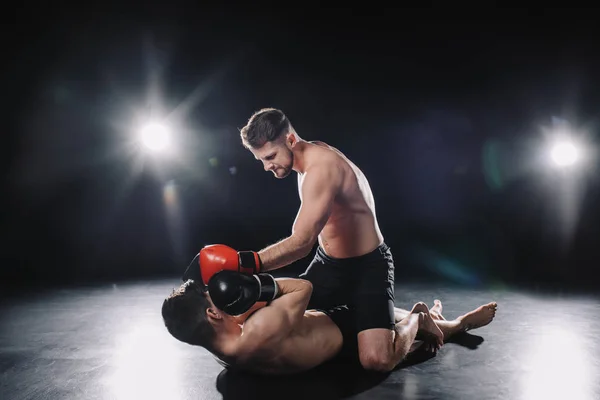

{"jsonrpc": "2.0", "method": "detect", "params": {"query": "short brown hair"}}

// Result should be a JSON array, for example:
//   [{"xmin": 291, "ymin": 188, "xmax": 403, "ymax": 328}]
[
  {"xmin": 240, "ymin": 108, "xmax": 292, "ymax": 149},
  {"xmin": 161, "ymin": 280, "xmax": 216, "ymax": 350}
]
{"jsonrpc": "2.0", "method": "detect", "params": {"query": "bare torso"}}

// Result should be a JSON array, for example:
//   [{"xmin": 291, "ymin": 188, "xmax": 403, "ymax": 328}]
[
  {"xmin": 215, "ymin": 310, "xmax": 343, "ymax": 375},
  {"xmin": 300, "ymin": 141, "xmax": 384, "ymax": 258}
]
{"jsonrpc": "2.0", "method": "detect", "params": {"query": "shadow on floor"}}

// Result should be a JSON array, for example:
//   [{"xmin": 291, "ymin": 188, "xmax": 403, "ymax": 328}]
[
  {"xmin": 216, "ymin": 361, "xmax": 386, "ymax": 400},
  {"xmin": 446, "ymin": 332, "xmax": 484, "ymax": 350},
  {"xmin": 215, "ymin": 335, "xmax": 483, "ymax": 400},
  {"xmin": 217, "ymin": 333, "xmax": 483, "ymax": 400}
]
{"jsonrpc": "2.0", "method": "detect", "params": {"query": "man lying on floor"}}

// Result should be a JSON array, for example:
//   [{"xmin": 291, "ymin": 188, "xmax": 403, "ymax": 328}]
[{"xmin": 161, "ymin": 270, "xmax": 497, "ymax": 375}]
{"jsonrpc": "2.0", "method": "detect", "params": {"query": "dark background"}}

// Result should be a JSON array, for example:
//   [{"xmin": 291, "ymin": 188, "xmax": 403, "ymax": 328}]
[{"xmin": 3, "ymin": 6, "xmax": 600, "ymax": 292}]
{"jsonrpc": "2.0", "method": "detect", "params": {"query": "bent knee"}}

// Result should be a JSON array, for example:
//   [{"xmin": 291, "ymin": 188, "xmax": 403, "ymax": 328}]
[
  {"xmin": 357, "ymin": 329, "xmax": 397, "ymax": 372},
  {"xmin": 359, "ymin": 352, "xmax": 395, "ymax": 372}
]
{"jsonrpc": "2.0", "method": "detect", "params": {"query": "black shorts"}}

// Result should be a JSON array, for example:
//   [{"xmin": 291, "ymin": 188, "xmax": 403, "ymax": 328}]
[
  {"xmin": 300, "ymin": 243, "xmax": 395, "ymax": 332},
  {"xmin": 317, "ymin": 305, "xmax": 360, "ymax": 364}
]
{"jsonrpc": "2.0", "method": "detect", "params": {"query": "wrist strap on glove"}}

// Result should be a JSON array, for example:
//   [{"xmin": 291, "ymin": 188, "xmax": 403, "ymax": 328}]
[
  {"xmin": 254, "ymin": 273, "xmax": 278, "ymax": 302},
  {"xmin": 239, "ymin": 251, "xmax": 262, "ymax": 274}
]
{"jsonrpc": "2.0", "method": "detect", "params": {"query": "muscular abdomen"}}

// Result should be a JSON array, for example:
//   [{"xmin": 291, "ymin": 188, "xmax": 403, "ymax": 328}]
[{"xmin": 315, "ymin": 144, "xmax": 384, "ymax": 258}]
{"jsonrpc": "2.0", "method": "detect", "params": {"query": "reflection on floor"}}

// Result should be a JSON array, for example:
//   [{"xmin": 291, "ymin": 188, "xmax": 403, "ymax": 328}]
[{"xmin": 1, "ymin": 279, "xmax": 599, "ymax": 400}]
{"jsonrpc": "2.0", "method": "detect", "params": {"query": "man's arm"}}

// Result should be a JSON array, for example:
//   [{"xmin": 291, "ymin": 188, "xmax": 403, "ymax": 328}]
[
  {"xmin": 258, "ymin": 163, "xmax": 342, "ymax": 271},
  {"xmin": 237, "ymin": 278, "xmax": 313, "ymax": 352}
]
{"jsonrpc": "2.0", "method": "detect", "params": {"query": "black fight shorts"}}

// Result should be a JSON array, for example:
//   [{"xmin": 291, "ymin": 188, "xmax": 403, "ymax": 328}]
[
  {"xmin": 317, "ymin": 305, "xmax": 360, "ymax": 364},
  {"xmin": 300, "ymin": 243, "xmax": 395, "ymax": 333}
]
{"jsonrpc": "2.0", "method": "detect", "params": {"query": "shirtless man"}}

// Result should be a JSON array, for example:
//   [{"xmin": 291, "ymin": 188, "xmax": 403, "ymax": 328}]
[
  {"xmin": 161, "ymin": 270, "xmax": 498, "ymax": 375},
  {"xmin": 230, "ymin": 108, "xmax": 407, "ymax": 371}
]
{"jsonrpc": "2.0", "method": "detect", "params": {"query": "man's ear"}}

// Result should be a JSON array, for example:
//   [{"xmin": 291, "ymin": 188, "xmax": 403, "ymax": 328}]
[
  {"xmin": 286, "ymin": 132, "xmax": 297, "ymax": 148},
  {"xmin": 206, "ymin": 307, "xmax": 222, "ymax": 321}
]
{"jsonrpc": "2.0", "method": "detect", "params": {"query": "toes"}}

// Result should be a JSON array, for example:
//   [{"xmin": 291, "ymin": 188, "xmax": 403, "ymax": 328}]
[
  {"xmin": 429, "ymin": 343, "xmax": 437, "ymax": 353},
  {"xmin": 424, "ymin": 342, "xmax": 433, "ymax": 353}
]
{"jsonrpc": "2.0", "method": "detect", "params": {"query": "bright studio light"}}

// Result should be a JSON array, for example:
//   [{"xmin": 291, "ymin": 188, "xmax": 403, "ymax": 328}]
[
  {"xmin": 140, "ymin": 123, "xmax": 170, "ymax": 151},
  {"xmin": 550, "ymin": 141, "xmax": 579, "ymax": 167}
]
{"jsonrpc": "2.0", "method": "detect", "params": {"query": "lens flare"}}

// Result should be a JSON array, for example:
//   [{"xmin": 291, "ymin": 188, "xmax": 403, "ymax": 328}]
[
  {"xmin": 550, "ymin": 141, "xmax": 579, "ymax": 167},
  {"xmin": 140, "ymin": 123, "xmax": 170, "ymax": 151}
]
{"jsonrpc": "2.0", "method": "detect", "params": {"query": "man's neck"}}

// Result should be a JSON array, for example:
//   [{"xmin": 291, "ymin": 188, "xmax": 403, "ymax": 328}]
[
  {"xmin": 212, "ymin": 326, "xmax": 242, "ymax": 356},
  {"xmin": 212, "ymin": 303, "xmax": 266, "ymax": 357},
  {"xmin": 292, "ymin": 141, "xmax": 311, "ymax": 174}
]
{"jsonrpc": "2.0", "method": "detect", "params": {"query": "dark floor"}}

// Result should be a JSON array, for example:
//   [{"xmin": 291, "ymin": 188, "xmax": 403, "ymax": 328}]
[{"xmin": 1, "ymin": 279, "xmax": 599, "ymax": 400}]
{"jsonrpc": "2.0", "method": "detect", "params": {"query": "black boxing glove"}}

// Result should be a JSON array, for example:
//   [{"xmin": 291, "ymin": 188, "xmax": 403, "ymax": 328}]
[{"xmin": 207, "ymin": 270, "xmax": 279, "ymax": 316}]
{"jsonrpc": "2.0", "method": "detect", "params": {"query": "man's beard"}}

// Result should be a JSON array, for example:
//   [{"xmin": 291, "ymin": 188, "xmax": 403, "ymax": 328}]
[
  {"xmin": 276, "ymin": 167, "xmax": 292, "ymax": 178},
  {"xmin": 275, "ymin": 150, "xmax": 294, "ymax": 178}
]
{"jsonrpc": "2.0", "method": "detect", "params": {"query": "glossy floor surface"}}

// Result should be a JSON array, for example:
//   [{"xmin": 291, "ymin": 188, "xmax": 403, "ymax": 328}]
[{"xmin": 1, "ymin": 279, "xmax": 599, "ymax": 400}]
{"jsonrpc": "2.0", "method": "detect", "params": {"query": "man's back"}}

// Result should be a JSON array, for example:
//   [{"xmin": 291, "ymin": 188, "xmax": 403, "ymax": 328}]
[{"xmin": 302, "ymin": 141, "xmax": 384, "ymax": 258}]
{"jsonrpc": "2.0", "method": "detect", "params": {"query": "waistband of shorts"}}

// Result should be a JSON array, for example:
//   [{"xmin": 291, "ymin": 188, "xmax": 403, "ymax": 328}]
[{"xmin": 315, "ymin": 242, "xmax": 390, "ymax": 266}]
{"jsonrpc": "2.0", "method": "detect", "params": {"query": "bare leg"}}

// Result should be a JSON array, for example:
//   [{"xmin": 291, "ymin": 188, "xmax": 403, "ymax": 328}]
[
  {"xmin": 358, "ymin": 302, "xmax": 444, "ymax": 372},
  {"xmin": 357, "ymin": 318, "xmax": 419, "ymax": 372},
  {"xmin": 410, "ymin": 302, "xmax": 445, "ymax": 353},
  {"xmin": 397, "ymin": 301, "xmax": 497, "ymax": 350},
  {"xmin": 395, "ymin": 299, "xmax": 445, "ymax": 323},
  {"xmin": 433, "ymin": 302, "xmax": 498, "ymax": 341},
  {"xmin": 393, "ymin": 307, "xmax": 410, "ymax": 323}
]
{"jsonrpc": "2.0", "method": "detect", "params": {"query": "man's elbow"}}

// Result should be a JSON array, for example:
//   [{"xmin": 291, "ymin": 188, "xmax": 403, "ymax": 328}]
[
  {"xmin": 300, "ymin": 243, "xmax": 314, "ymax": 259},
  {"xmin": 296, "ymin": 280, "xmax": 313, "ymax": 317},
  {"xmin": 293, "ymin": 234, "xmax": 317, "ymax": 258},
  {"xmin": 301, "ymin": 279, "xmax": 313, "ymax": 295}
]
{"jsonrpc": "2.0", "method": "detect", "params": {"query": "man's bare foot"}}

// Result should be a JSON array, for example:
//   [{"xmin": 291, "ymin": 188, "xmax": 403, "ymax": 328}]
[
  {"xmin": 410, "ymin": 302, "xmax": 442, "ymax": 351},
  {"xmin": 430, "ymin": 299, "xmax": 446, "ymax": 321},
  {"xmin": 410, "ymin": 302, "xmax": 444, "ymax": 349},
  {"xmin": 419, "ymin": 312, "xmax": 445, "ymax": 350},
  {"xmin": 410, "ymin": 302, "xmax": 429, "ymax": 315},
  {"xmin": 457, "ymin": 302, "xmax": 498, "ymax": 332}
]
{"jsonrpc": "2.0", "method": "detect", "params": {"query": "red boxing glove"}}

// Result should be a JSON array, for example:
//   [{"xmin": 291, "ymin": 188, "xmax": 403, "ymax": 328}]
[{"xmin": 200, "ymin": 245, "xmax": 261, "ymax": 285}]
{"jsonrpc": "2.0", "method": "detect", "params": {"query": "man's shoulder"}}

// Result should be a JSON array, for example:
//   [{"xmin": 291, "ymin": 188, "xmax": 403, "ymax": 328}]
[
  {"xmin": 305, "ymin": 155, "xmax": 346, "ymax": 181},
  {"xmin": 239, "ymin": 306, "xmax": 290, "ymax": 350},
  {"xmin": 230, "ymin": 325, "xmax": 277, "ymax": 364},
  {"xmin": 310, "ymin": 140, "xmax": 330, "ymax": 148},
  {"xmin": 239, "ymin": 308, "xmax": 277, "ymax": 344},
  {"xmin": 309, "ymin": 140, "xmax": 345, "ymax": 156},
  {"xmin": 309, "ymin": 141, "xmax": 343, "ymax": 160}
]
